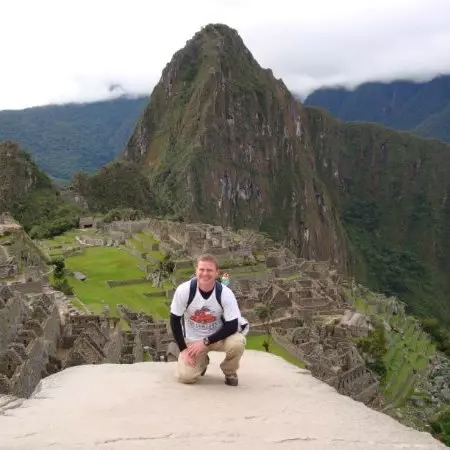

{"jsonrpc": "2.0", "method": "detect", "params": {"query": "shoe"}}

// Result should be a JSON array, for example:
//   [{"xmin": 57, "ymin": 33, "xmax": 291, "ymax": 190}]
[
  {"xmin": 201, "ymin": 355, "xmax": 210, "ymax": 376},
  {"xmin": 224, "ymin": 373, "xmax": 238, "ymax": 386}
]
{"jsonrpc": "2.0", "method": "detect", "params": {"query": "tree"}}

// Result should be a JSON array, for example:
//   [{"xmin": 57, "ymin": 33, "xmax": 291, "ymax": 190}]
[
  {"xmin": 51, "ymin": 256, "xmax": 65, "ymax": 279},
  {"xmin": 255, "ymin": 304, "xmax": 274, "ymax": 346},
  {"xmin": 150, "ymin": 253, "xmax": 175, "ymax": 287}
]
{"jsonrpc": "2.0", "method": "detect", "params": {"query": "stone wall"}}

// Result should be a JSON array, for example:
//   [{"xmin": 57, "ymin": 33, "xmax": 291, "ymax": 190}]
[
  {"xmin": 41, "ymin": 300, "xmax": 61, "ymax": 356},
  {"xmin": 0, "ymin": 292, "xmax": 61, "ymax": 398},
  {"xmin": 9, "ymin": 281, "xmax": 43, "ymax": 294},
  {"xmin": 0, "ymin": 293, "xmax": 27, "ymax": 355},
  {"xmin": 107, "ymin": 278, "xmax": 148, "ymax": 287},
  {"xmin": 10, "ymin": 338, "xmax": 46, "ymax": 397},
  {"xmin": 103, "ymin": 323, "xmax": 123, "ymax": 363},
  {"xmin": 133, "ymin": 332, "xmax": 144, "ymax": 363},
  {"xmin": 0, "ymin": 264, "xmax": 19, "ymax": 279},
  {"xmin": 271, "ymin": 330, "xmax": 305, "ymax": 362}
]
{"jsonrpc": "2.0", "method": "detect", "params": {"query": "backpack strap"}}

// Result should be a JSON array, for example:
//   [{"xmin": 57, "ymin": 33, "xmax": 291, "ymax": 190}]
[
  {"xmin": 215, "ymin": 280, "xmax": 223, "ymax": 308},
  {"xmin": 187, "ymin": 277, "xmax": 197, "ymax": 308},
  {"xmin": 182, "ymin": 278, "xmax": 197, "ymax": 338}
]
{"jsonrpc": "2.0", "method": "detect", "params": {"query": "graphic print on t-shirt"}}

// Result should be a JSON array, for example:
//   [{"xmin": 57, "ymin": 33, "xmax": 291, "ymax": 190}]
[
  {"xmin": 191, "ymin": 306, "xmax": 216, "ymax": 323},
  {"xmin": 188, "ymin": 305, "xmax": 220, "ymax": 333}
]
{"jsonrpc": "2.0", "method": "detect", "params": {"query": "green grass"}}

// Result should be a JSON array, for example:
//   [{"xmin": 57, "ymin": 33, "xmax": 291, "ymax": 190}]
[
  {"xmin": 382, "ymin": 320, "xmax": 435, "ymax": 407},
  {"xmin": 126, "ymin": 238, "xmax": 146, "ymax": 252},
  {"xmin": 135, "ymin": 231, "xmax": 159, "ymax": 244},
  {"xmin": 39, "ymin": 229, "xmax": 79, "ymax": 247},
  {"xmin": 246, "ymin": 334, "xmax": 305, "ymax": 368},
  {"xmin": 345, "ymin": 286, "xmax": 436, "ymax": 408},
  {"xmin": 65, "ymin": 247, "xmax": 171, "ymax": 319}
]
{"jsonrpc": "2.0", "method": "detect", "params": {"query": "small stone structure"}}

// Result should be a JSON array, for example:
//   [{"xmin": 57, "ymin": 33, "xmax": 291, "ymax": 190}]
[{"xmin": 79, "ymin": 217, "xmax": 95, "ymax": 229}]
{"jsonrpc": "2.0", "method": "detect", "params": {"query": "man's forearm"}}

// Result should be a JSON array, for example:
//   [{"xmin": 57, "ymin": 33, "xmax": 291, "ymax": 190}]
[
  {"xmin": 208, "ymin": 318, "xmax": 238, "ymax": 344},
  {"xmin": 170, "ymin": 313, "xmax": 187, "ymax": 351}
]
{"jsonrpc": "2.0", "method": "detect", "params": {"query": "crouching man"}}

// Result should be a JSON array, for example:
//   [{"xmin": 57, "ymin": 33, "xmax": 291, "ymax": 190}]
[{"xmin": 169, "ymin": 254, "xmax": 246, "ymax": 386}]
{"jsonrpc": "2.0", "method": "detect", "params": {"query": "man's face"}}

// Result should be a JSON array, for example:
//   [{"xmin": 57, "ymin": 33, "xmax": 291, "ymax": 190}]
[{"xmin": 196, "ymin": 260, "xmax": 219, "ymax": 290}]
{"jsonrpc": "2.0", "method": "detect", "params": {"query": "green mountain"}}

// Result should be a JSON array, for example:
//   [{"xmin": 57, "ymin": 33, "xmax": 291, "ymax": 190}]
[
  {"xmin": 74, "ymin": 24, "xmax": 450, "ymax": 325},
  {"xmin": 304, "ymin": 75, "xmax": 450, "ymax": 143},
  {"xmin": 0, "ymin": 140, "xmax": 82, "ymax": 237},
  {"xmin": 121, "ymin": 23, "xmax": 349, "ymax": 270},
  {"xmin": 307, "ymin": 109, "xmax": 450, "ymax": 321},
  {"xmin": 0, "ymin": 96, "xmax": 148, "ymax": 182}
]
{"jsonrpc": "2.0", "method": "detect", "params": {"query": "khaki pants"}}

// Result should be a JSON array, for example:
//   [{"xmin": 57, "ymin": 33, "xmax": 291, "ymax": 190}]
[{"xmin": 176, "ymin": 333, "xmax": 246, "ymax": 384}]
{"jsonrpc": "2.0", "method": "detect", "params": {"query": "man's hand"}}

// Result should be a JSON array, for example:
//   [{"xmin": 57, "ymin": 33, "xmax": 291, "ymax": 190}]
[
  {"xmin": 181, "ymin": 340, "xmax": 207, "ymax": 366},
  {"xmin": 180, "ymin": 348, "xmax": 196, "ymax": 367}
]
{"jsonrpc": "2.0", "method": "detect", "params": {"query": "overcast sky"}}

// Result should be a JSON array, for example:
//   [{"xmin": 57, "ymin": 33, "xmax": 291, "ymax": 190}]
[{"xmin": 1, "ymin": 0, "xmax": 450, "ymax": 110}]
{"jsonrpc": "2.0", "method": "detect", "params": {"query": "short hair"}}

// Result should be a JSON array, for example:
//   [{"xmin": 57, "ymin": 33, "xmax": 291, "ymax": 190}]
[{"xmin": 196, "ymin": 253, "xmax": 218, "ymax": 269}]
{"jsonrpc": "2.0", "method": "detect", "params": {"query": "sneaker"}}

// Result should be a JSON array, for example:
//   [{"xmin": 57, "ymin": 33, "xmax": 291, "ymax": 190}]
[
  {"xmin": 224, "ymin": 373, "xmax": 238, "ymax": 386},
  {"xmin": 201, "ymin": 355, "xmax": 210, "ymax": 376}
]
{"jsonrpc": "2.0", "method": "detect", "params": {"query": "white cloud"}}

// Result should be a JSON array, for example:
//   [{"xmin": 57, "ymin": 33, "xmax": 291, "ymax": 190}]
[{"xmin": 1, "ymin": 0, "xmax": 450, "ymax": 109}]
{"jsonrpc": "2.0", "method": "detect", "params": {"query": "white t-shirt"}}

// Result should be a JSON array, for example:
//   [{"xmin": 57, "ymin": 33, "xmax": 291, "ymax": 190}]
[{"xmin": 170, "ymin": 279, "xmax": 241, "ymax": 341}]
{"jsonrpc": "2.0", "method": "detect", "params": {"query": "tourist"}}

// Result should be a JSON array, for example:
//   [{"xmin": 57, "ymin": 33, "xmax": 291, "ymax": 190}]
[{"xmin": 169, "ymin": 254, "xmax": 246, "ymax": 386}]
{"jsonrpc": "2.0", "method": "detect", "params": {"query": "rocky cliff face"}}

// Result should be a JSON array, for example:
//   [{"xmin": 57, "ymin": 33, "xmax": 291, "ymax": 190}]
[
  {"xmin": 0, "ymin": 140, "xmax": 53, "ymax": 213},
  {"xmin": 0, "ymin": 140, "xmax": 81, "ymax": 235},
  {"xmin": 123, "ymin": 24, "xmax": 349, "ymax": 269}
]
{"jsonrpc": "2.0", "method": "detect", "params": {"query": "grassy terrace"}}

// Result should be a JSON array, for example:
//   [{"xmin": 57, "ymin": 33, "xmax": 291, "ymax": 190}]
[
  {"xmin": 345, "ymin": 287, "xmax": 435, "ymax": 408},
  {"xmin": 382, "ymin": 318, "xmax": 434, "ymax": 407},
  {"xmin": 246, "ymin": 334, "xmax": 305, "ymax": 368},
  {"xmin": 64, "ymin": 247, "xmax": 171, "ymax": 319}
]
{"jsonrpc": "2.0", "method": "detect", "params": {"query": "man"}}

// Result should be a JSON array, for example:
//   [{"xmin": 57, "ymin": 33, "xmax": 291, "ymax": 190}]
[{"xmin": 169, "ymin": 254, "xmax": 246, "ymax": 386}]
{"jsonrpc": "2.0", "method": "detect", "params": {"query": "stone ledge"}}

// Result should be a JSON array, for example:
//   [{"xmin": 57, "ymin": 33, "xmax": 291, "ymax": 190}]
[{"xmin": 0, "ymin": 351, "xmax": 445, "ymax": 449}]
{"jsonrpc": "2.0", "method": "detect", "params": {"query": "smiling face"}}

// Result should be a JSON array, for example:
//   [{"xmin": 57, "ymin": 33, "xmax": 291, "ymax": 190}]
[{"xmin": 195, "ymin": 258, "xmax": 219, "ymax": 291}]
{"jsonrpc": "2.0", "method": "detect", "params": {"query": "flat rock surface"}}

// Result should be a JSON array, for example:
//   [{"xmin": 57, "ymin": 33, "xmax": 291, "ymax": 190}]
[{"xmin": 0, "ymin": 351, "xmax": 445, "ymax": 449}]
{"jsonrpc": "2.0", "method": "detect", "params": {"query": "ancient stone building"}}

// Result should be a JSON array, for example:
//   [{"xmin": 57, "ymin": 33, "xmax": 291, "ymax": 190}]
[{"xmin": 0, "ymin": 287, "xmax": 60, "ymax": 397}]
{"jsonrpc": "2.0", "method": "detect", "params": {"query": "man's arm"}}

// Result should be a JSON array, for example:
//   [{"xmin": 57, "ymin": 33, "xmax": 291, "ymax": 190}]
[
  {"xmin": 206, "ymin": 287, "xmax": 241, "ymax": 343},
  {"xmin": 170, "ymin": 313, "xmax": 187, "ymax": 351},
  {"xmin": 169, "ymin": 284, "xmax": 189, "ymax": 351},
  {"xmin": 207, "ymin": 318, "xmax": 238, "ymax": 344}
]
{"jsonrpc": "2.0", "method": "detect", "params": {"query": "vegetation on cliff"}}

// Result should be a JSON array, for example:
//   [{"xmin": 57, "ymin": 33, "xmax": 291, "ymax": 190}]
[
  {"xmin": 0, "ymin": 140, "xmax": 82, "ymax": 237},
  {"xmin": 307, "ymin": 108, "xmax": 450, "ymax": 325}
]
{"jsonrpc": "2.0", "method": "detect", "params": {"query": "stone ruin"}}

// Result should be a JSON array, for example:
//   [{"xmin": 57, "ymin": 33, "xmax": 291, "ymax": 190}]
[
  {"xmin": 117, "ymin": 305, "xmax": 172, "ymax": 362},
  {"xmin": 0, "ymin": 215, "xmax": 20, "ymax": 279},
  {"xmin": 105, "ymin": 218, "xmax": 266, "ymax": 265},
  {"xmin": 60, "ymin": 314, "xmax": 123, "ymax": 368},
  {"xmin": 104, "ymin": 217, "xmax": 382, "ymax": 404},
  {"xmin": 0, "ymin": 215, "xmax": 387, "ymax": 405},
  {"xmin": 0, "ymin": 282, "xmax": 131, "ymax": 398},
  {"xmin": 0, "ymin": 247, "xmax": 18, "ymax": 280},
  {"xmin": 0, "ymin": 286, "xmax": 61, "ymax": 397}
]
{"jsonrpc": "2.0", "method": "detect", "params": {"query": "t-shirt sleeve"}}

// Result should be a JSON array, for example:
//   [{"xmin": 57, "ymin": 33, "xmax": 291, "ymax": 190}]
[
  {"xmin": 170, "ymin": 283, "xmax": 188, "ymax": 316},
  {"xmin": 221, "ymin": 286, "xmax": 241, "ymax": 322}
]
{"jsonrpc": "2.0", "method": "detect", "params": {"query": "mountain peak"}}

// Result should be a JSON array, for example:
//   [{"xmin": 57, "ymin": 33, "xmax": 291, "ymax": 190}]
[{"xmin": 121, "ymin": 24, "xmax": 348, "ymax": 269}]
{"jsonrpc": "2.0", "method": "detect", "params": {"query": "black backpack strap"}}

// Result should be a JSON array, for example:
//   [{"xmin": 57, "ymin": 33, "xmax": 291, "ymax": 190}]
[
  {"xmin": 182, "ymin": 278, "xmax": 197, "ymax": 338},
  {"xmin": 187, "ymin": 278, "xmax": 197, "ymax": 308},
  {"xmin": 215, "ymin": 280, "xmax": 225, "ymax": 324},
  {"xmin": 215, "ymin": 280, "xmax": 223, "ymax": 308}
]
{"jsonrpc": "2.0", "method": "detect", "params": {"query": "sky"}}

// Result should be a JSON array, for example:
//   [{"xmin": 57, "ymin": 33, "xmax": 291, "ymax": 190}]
[{"xmin": 1, "ymin": 0, "xmax": 450, "ymax": 111}]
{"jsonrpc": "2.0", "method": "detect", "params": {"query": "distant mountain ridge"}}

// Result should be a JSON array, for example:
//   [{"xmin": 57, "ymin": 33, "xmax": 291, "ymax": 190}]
[
  {"xmin": 0, "ymin": 95, "xmax": 148, "ymax": 182},
  {"xmin": 304, "ymin": 75, "xmax": 450, "ymax": 143}
]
